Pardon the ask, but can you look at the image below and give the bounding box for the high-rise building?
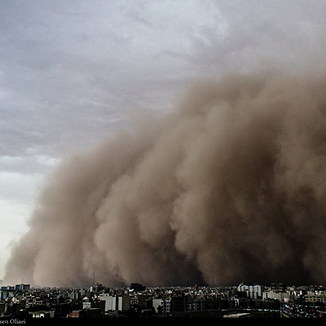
[237,283,262,299]
[15,284,30,291]
[98,294,117,311]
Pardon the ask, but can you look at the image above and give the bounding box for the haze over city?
[1,0,326,288]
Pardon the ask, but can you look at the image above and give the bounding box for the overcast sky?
[1,0,326,281]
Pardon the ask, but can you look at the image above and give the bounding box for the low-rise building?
[305,292,326,303]
[262,290,290,302]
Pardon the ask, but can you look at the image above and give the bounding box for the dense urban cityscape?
[0,281,326,321]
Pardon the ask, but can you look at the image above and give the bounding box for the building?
[237,283,262,299]
[98,294,130,312]
[117,295,130,311]
[162,299,171,314]
[262,290,290,302]
[0,287,15,300]
[15,284,30,291]
[305,293,326,304]
[0,284,30,301]
[152,298,163,314]
[98,294,117,311]
[82,297,91,310]
[249,285,262,299]
[185,297,205,312]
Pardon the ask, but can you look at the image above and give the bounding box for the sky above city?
[1,0,326,281]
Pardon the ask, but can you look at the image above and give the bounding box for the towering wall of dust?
[5,71,326,287]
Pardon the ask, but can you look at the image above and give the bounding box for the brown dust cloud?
[4,70,326,287]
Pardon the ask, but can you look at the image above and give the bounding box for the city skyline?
[1,281,326,319]
[1,0,326,288]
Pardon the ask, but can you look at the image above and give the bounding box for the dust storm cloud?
[5,71,326,287]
